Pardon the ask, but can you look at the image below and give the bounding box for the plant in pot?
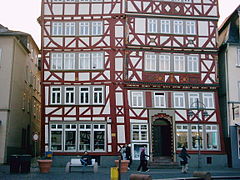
[37,153,53,173]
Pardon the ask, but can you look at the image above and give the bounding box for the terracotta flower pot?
[115,160,130,173]
[37,159,52,173]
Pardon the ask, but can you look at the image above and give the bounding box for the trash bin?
[20,154,32,173]
[10,155,21,173]
[110,167,119,180]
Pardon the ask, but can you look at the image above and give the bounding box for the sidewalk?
[1,164,240,180]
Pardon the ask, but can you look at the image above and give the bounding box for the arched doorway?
[152,117,173,160]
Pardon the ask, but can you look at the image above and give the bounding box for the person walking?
[137,148,149,172]
[179,146,190,173]
[125,144,132,169]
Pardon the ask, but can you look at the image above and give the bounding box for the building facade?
[219,6,240,168]
[41,0,227,167]
[0,25,41,163]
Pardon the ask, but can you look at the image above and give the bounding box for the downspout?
[225,45,230,137]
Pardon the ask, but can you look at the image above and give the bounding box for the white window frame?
[50,124,63,151]
[78,124,92,152]
[64,87,75,105]
[92,21,103,35]
[206,125,218,150]
[186,21,196,35]
[174,20,183,34]
[51,53,63,70]
[154,92,166,108]
[79,87,90,105]
[148,19,157,33]
[187,55,199,72]
[176,124,189,149]
[64,53,75,70]
[191,125,204,150]
[203,93,214,109]
[237,49,240,66]
[174,55,185,72]
[131,91,144,107]
[160,20,171,34]
[93,86,104,105]
[131,124,148,142]
[64,124,77,152]
[188,93,199,108]
[93,124,106,152]
[65,22,75,36]
[159,55,170,72]
[50,86,62,104]
[79,53,90,69]
[145,53,156,71]
[91,52,104,69]
[79,22,90,35]
[132,143,149,160]
[52,22,63,36]
[0,48,2,67]
[174,92,185,108]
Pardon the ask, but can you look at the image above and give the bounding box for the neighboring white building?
[218,5,240,168]
[0,25,41,163]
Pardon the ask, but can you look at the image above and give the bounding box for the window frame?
[52,22,63,36]
[65,22,75,36]
[64,53,75,70]
[131,124,149,142]
[203,93,214,109]
[145,53,157,71]
[64,86,75,105]
[159,54,170,72]
[174,92,185,108]
[50,124,63,151]
[50,86,62,105]
[154,92,166,108]
[79,86,90,105]
[64,124,77,152]
[187,55,199,73]
[160,20,171,34]
[147,19,158,33]
[131,91,144,108]
[51,53,63,70]
[93,86,104,105]
[174,55,185,72]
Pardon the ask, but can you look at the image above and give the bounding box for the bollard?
[111,167,119,180]
[193,171,211,180]
[129,174,152,180]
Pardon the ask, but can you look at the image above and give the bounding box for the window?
[188,93,199,108]
[145,53,156,71]
[187,55,199,72]
[51,87,61,104]
[132,124,148,141]
[64,53,75,70]
[186,21,196,35]
[91,52,104,69]
[174,20,183,34]
[92,22,103,35]
[148,19,157,33]
[52,22,63,35]
[79,22,90,35]
[154,92,166,108]
[132,92,143,107]
[93,124,106,151]
[237,49,240,66]
[79,53,90,69]
[174,55,185,72]
[51,53,63,70]
[50,124,63,151]
[64,124,77,151]
[203,93,214,109]
[176,125,188,149]
[64,87,75,104]
[93,87,104,104]
[174,92,185,108]
[206,125,218,150]
[159,55,170,72]
[79,87,90,104]
[65,22,75,36]
[53,0,63,2]
[0,48,2,67]
[191,125,203,150]
[79,124,91,151]
[132,144,149,160]
[160,20,171,34]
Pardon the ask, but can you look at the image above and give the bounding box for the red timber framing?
[40,0,226,163]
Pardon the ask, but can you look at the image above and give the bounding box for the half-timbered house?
[40,0,227,167]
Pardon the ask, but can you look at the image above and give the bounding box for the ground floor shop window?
[176,124,219,151]
[50,123,106,152]
[132,143,149,160]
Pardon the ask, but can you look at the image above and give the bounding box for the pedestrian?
[137,148,149,172]
[179,146,190,173]
[80,151,91,166]
[120,145,127,160]
[126,144,132,169]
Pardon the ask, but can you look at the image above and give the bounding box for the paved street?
[1,164,240,180]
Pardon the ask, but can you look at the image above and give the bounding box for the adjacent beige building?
[0,25,41,164]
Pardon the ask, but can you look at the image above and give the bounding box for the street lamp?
[188,98,209,169]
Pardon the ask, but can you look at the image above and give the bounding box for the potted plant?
[37,153,53,173]
[115,158,130,173]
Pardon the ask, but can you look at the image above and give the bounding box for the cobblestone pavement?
[1,165,240,180]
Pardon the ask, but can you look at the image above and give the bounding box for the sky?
[0,0,239,48]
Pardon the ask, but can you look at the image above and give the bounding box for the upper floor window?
[79,52,104,70]
[154,92,166,108]
[92,22,103,35]
[145,53,156,71]
[131,124,148,141]
[65,87,75,104]
[174,55,185,72]
[79,21,103,36]
[64,53,75,70]
[148,19,157,33]
[188,93,199,108]
[203,93,214,109]
[65,22,75,36]
[92,53,104,69]
[174,20,183,34]
[93,87,104,104]
[159,55,170,72]
[79,22,90,35]
[160,20,171,34]
[52,22,63,36]
[187,55,199,72]
[79,87,90,105]
[51,87,62,104]
[237,48,240,66]
[186,21,196,35]
[174,92,185,108]
[132,92,143,107]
